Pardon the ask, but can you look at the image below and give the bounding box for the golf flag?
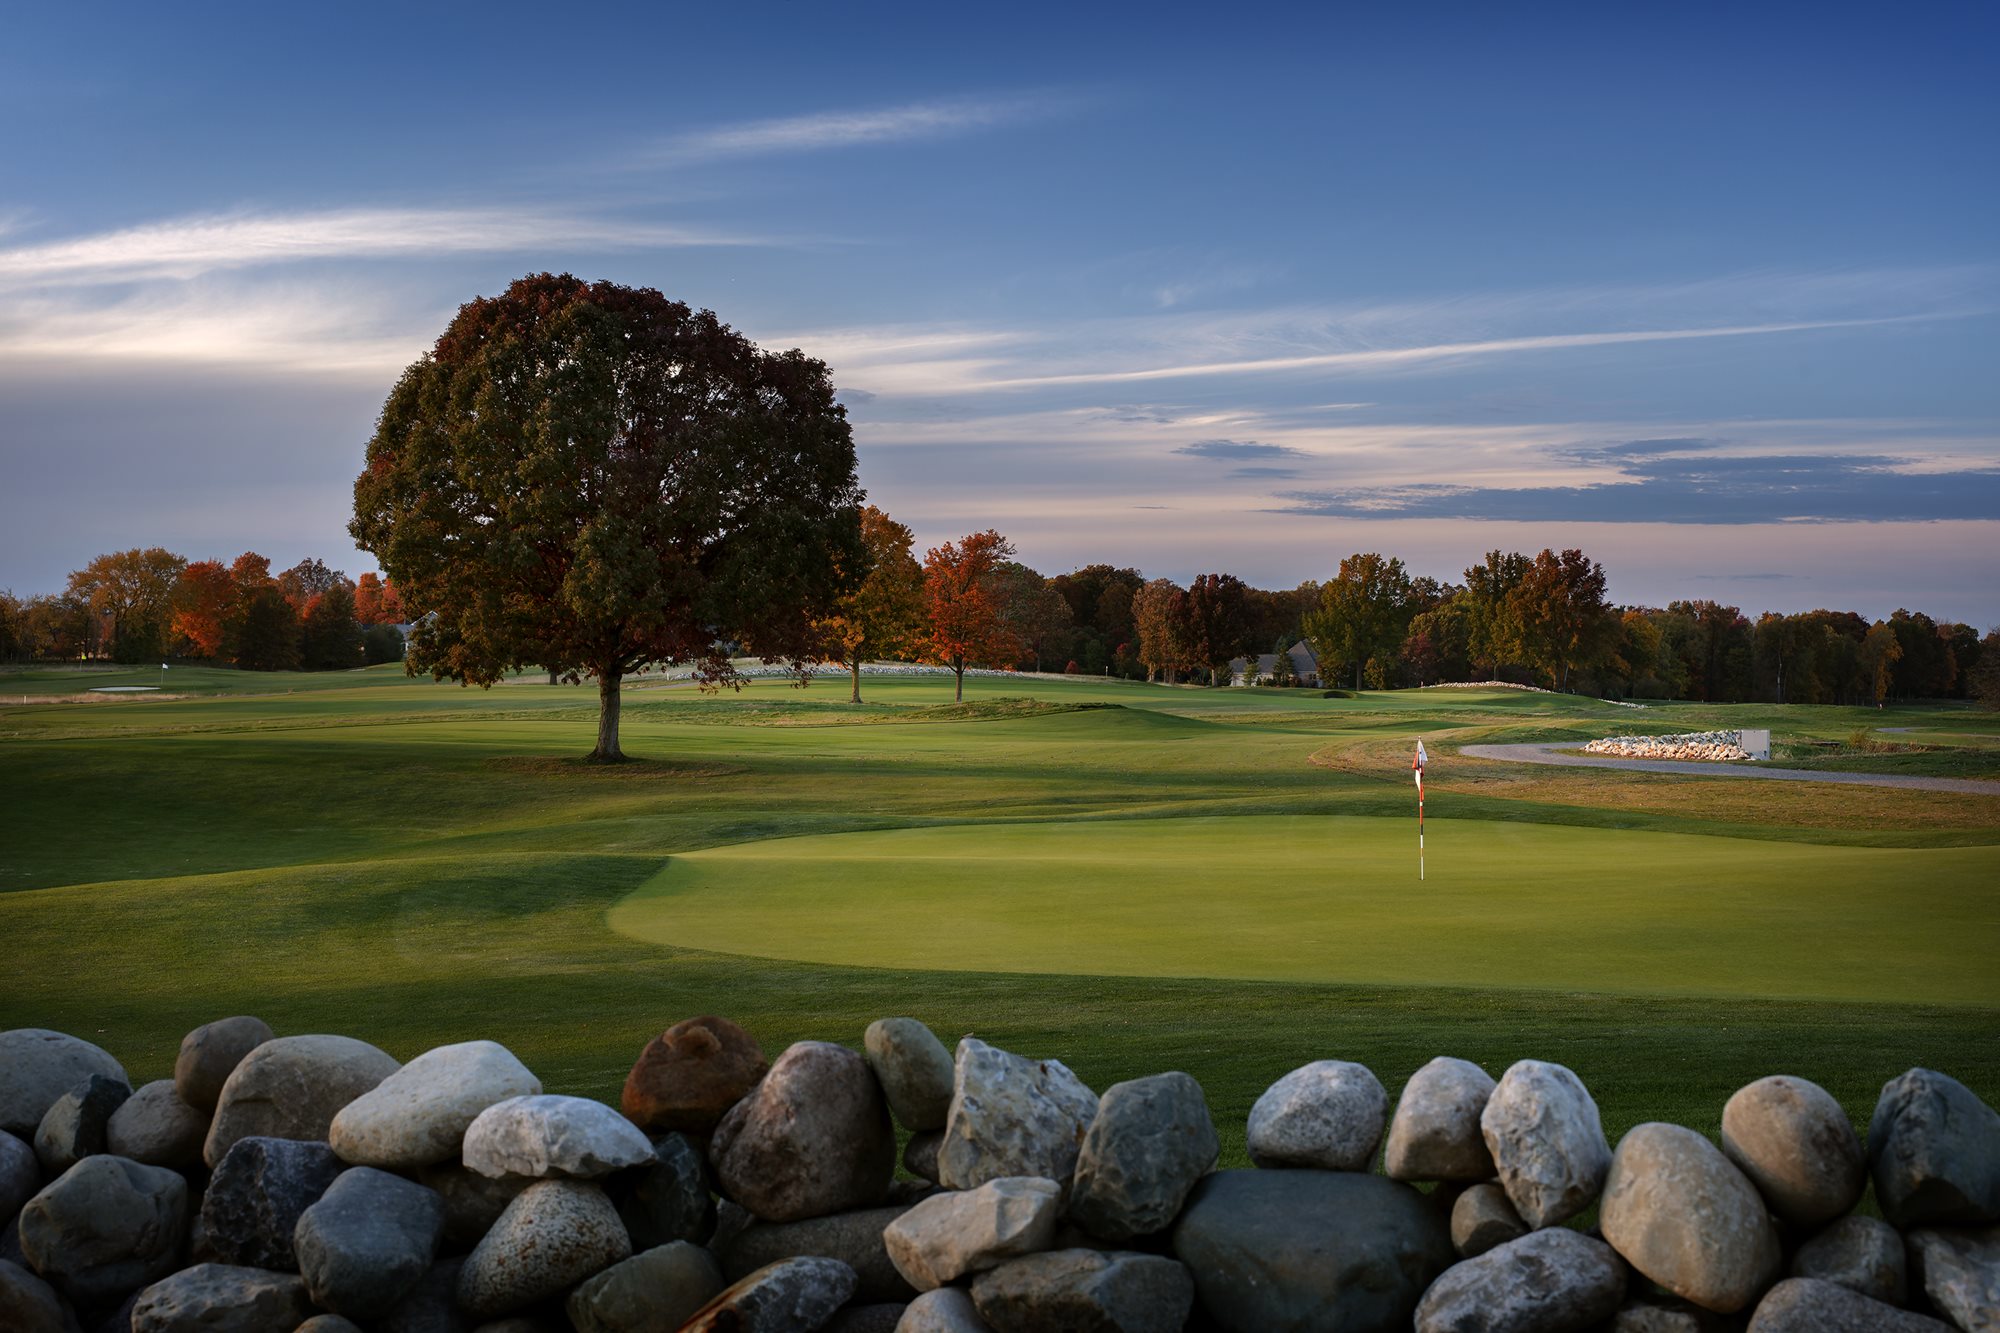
[1413,740,1427,879]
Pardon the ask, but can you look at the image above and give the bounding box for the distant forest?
[4,534,1993,707]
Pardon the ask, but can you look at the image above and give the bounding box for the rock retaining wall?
[1584,730,1753,761]
[3,1020,1996,1332]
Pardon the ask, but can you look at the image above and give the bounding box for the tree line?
[809,521,1995,706]
[6,532,1994,708]
[0,549,408,671]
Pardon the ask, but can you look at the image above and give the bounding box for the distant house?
[1230,641,1319,687]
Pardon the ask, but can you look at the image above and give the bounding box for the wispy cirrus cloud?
[0,206,781,289]
[646,93,1070,165]
[1174,439,1304,460]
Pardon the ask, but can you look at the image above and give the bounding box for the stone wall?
[1584,730,1753,762]
[2,1019,1995,1331]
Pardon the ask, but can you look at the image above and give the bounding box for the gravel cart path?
[1458,742,2000,796]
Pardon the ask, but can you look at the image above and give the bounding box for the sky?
[2,3,1996,622]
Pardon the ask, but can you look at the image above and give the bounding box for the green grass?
[611,815,2000,1005]
[3,667,1997,1163]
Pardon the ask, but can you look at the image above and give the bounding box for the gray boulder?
[461,1094,654,1180]
[1907,1225,1999,1332]
[1414,1227,1625,1332]
[712,1041,895,1222]
[679,1256,858,1332]
[865,1019,956,1133]
[128,1264,313,1332]
[294,1166,444,1318]
[1068,1073,1217,1242]
[1746,1277,1954,1331]
[1170,1167,1453,1332]
[1245,1060,1386,1172]
[1386,1057,1497,1183]
[17,1155,187,1307]
[1479,1060,1610,1229]
[414,1162,530,1250]
[1868,1068,2000,1228]
[898,1286,992,1332]
[969,1249,1192,1332]
[722,1203,917,1303]
[174,1018,275,1114]
[203,1035,399,1167]
[1449,1180,1527,1259]
[611,1132,713,1250]
[904,1132,942,1184]
[566,1240,725,1333]
[884,1177,1060,1292]
[198,1136,344,1270]
[1603,1300,1729,1331]
[298,1318,367,1333]
[457,1179,630,1317]
[105,1082,207,1172]
[378,1256,463,1333]
[2,1131,41,1229]
[329,1041,541,1170]
[1791,1214,1905,1305]
[34,1076,131,1177]
[0,1031,127,1138]
[1720,1075,1864,1229]
[0,1257,72,1333]
[1599,1122,1780,1314]
[938,1039,1098,1192]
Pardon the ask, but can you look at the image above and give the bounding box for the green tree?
[233,585,302,671]
[819,504,925,704]
[994,563,1073,673]
[301,581,365,671]
[1461,550,1528,678]
[64,547,187,663]
[1305,553,1413,690]
[1508,548,1613,693]
[1969,629,2000,708]
[352,274,863,762]
[1179,573,1252,685]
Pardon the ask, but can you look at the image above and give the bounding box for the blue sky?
[2,2,1995,620]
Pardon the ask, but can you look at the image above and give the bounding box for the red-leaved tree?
[922,530,1019,702]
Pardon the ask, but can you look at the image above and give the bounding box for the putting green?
[609,815,2000,1005]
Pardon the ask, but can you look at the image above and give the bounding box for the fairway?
[612,814,2000,1004]
[5,668,1999,1157]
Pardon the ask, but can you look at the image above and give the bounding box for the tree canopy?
[921,530,1018,701]
[351,273,864,761]
[819,504,925,703]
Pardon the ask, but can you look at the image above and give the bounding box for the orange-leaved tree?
[819,505,925,704]
[922,530,1019,703]
[354,572,405,625]
[171,560,235,658]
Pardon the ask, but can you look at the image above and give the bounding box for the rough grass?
[3,669,1996,1164]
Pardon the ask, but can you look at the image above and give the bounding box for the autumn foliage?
[921,530,1021,702]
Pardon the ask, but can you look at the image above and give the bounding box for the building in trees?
[1305,553,1414,690]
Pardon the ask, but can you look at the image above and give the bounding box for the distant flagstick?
[1412,739,1428,880]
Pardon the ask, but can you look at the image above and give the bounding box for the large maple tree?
[351,273,864,761]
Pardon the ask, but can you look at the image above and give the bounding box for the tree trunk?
[548,667,558,685]
[850,657,863,705]
[590,670,624,762]
[953,658,965,703]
